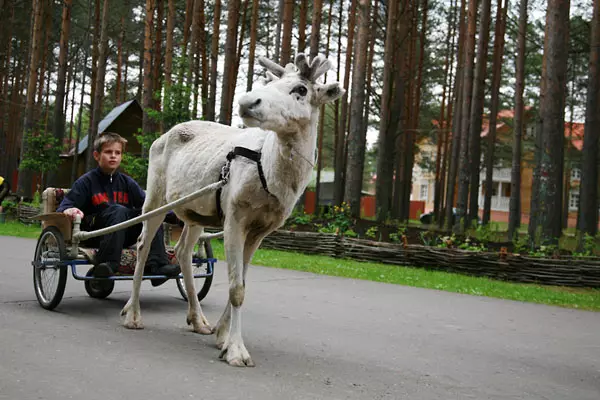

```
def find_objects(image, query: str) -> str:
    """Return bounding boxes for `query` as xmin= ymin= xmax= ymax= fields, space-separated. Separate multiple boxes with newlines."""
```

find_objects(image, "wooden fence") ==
xmin=260 ymin=230 xmax=600 ymax=289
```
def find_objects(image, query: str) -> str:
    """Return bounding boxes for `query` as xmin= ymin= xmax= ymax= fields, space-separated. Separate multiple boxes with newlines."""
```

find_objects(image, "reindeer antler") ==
xmin=295 ymin=53 xmax=331 ymax=82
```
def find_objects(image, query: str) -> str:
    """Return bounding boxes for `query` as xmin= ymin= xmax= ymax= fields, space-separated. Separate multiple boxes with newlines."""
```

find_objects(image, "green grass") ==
xmin=2 ymin=221 xmax=598 ymax=311
xmin=0 ymin=220 xmax=42 ymax=239
xmin=209 ymin=240 xmax=600 ymax=312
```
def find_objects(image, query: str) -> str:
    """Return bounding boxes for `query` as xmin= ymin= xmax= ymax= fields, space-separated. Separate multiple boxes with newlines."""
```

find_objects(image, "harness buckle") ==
xmin=220 ymin=160 xmax=232 ymax=184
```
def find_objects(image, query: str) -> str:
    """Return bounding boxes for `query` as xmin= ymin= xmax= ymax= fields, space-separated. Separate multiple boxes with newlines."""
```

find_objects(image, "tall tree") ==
xmin=444 ymin=0 xmax=467 ymax=229
xmin=164 ymin=0 xmax=175 ymax=90
xmin=483 ymin=0 xmax=508 ymax=224
xmin=537 ymin=0 xmax=570 ymax=244
xmin=207 ymin=0 xmax=221 ymax=121
xmin=280 ymin=0 xmax=294 ymax=64
xmin=17 ymin=0 xmax=44 ymax=197
xmin=466 ymin=0 xmax=491 ymax=224
xmin=508 ymin=0 xmax=528 ymax=239
xmin=219 ymin=0 xmax=241 ymax=125
xmin=48 ymin=0 xmax=73 ymax=187
xmin=344 ymin=0 xmax=371 ymax=217
xmin=375 ymin=0 xmax=399 ymax=222
xmin=455 ymin=0 xmax=478 ymax=232
xmin=87 ymin=0 xmax=110 ymax=170
xmin=246 ymin=0 xmax=259 ymax=92
xmin=141 ymin=0 xmax=156 ymax=138
xmin=578 ymin=0 xmax=600 ymax=236
xmin=298 ymin=0 xmax=308 ymax=52
xmin=309 ymin=0 xmax=323 ymax=59
xmin=333 ymin=0 xmax=358 ymax=206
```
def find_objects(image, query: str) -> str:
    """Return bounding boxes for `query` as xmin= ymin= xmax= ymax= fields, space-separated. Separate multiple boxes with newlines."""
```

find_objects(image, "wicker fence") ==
xmin=260 ymin=230 xmax=600 ymax=288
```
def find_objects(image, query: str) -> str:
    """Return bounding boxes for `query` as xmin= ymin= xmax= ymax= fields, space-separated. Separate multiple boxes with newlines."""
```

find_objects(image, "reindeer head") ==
xmin=238 ymin=53 xmax=345 ymax=134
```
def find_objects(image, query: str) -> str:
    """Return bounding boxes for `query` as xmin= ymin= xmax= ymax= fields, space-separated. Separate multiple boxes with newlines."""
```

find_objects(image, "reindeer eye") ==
xmin=291 ymin=85 xmax=308 ymax=97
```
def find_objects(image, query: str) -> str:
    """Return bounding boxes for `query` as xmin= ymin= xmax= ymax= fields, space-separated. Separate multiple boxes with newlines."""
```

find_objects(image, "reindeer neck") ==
xmin=261 ymin=111 xmax=319 ymax=201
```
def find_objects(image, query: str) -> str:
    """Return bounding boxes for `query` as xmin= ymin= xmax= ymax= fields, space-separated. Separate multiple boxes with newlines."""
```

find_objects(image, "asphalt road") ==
xmin=0 ymin=235 xmax=599 ymax=400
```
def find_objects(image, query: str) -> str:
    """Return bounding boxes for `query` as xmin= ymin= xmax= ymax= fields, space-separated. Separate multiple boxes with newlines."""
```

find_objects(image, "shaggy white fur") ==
xmin=120 ymin=53 xmax=344 ymax=367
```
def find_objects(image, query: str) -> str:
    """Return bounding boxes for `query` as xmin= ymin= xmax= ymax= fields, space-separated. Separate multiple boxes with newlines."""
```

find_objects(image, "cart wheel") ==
xmin=33 ymin=227 xmax=68 ymax=310
xmin=84 ymin=268 xmax=115 ymax=299
xmin=176 ymin=240 xmax=214 ymax=302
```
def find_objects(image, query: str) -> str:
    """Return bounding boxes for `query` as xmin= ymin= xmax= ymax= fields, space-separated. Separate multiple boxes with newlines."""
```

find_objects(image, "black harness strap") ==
xmin=216 ymin=146 xmax=272 ymax=220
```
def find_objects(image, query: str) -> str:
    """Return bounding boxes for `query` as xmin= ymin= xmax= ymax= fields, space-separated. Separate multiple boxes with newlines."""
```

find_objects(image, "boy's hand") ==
xmin=63 ymin=207 xmax=84 ymax=221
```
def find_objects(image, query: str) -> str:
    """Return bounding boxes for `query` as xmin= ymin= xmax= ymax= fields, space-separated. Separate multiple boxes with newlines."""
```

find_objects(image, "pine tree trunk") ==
xmin=141 ymin=0 xmax=156 ymax=139
xmin=333 ymin=0 xmax=358 ymax=206
xmin=298 ymin=0 xmax=308 ymax=52
xmin=508 ymin=0 xmax=526 ymax=238
xmin=309 ymin=0 xmax=323 ymax=59
xmin=219 ymin=0 xmax=241 ymax=125
xmin=344 ymin=0 xmax=371 ymax=218
xmin=315 ymin=0 xmax=335 ymax=214
xmin=280 ymin=0 xmax=294 ymax=65
xmin=246 ymin=0 xmax=259 ymax=92
xmin=87 ymin=0 xmax=110 ymax=170
xmin=578 ymin=0 xmax=600 ymax=236
xmin=233 ymin=0 xmax=250 ymax=98
xmin=163 ymin=0 xmax=175 ymax=91
xmin=483 ymin=0 xmax=507 ymax=225
xmin=274 ymin=0 xmax=284 ymax=62
xmin=207 ymin=0 xmax=221 ymax=121
xmin=48 ymin=0 xmax=73 ymax=187
xmin=17 ymin=0 xmax=44 ymax=197
xmin=199 ymin=0 xmax=208 ymax=120
xmin=466 ymin=0 xmax=491 ymax=224
xmin=116 ymin=8 xmax=125 ymax=103
xmin=189 ymin=0 xmax=202 ymax=118
xmin=434 ymin=0 xmax=456 ymax=223
xmin=89 ymin=0 xmax=101 ymax=126
xmin=36 ymin=1 xmax=52 ymax=120
xmin=537 ymin=0 xmax=570 ymax=244
xmin=455 ymin=0 xmax=477 ymax=232
xmin=153 ymin=0 xmax=163 ymax=118
xmin=375 ymin=0 xmax=399 ymax=222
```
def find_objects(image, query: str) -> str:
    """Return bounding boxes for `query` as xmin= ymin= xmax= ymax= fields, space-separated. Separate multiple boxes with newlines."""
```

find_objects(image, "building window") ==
xmin=571 ymin=168 xmax=581 ymax=180
xmin=420 ymin=184 xmax=428 ymax=201
xmin=569 ymin=189 xmax=580 ymax=210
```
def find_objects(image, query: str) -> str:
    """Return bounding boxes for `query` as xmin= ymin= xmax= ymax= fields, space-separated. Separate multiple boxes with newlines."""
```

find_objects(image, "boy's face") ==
xmin=93 ymin=141 xmax=123 ymax=174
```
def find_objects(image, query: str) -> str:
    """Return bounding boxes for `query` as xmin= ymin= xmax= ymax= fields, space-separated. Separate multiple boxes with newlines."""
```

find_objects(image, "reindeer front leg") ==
xmin=176 ymin=224 xmax=212 ymax=334
xmin=121 ymin=215 xmax=164 ymax=329
xmin=218 ymin=222 xmax=254 ymax=367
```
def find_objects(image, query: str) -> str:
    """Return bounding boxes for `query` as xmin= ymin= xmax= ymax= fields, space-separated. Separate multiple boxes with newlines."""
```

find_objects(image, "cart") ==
xmin=30 ymin=183 xmax=225 ymax=310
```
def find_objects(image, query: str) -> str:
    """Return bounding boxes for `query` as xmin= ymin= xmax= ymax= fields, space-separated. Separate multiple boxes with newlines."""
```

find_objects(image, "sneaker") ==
xmin=94 ymin=262 xmax=118 ymax=278
xmin=148 ymin=264 xmax=181 ymax=287
xmin=148 ymin=263 xmax=181 ymax=277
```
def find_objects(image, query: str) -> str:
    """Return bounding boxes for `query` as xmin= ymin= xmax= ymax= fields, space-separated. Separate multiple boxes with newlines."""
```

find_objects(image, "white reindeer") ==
xmin=120 ymin=53 xmax=344 ymax=367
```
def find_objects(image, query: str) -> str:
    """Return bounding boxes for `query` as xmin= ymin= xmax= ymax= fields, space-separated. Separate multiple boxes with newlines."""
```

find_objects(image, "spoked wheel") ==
xmin=176 ymin=240 xmax=214 ymax=302
xmin=84 ymin=267 xmax=115 ymax=299
xmin=33 ymin=227 xmax=68 ymax=310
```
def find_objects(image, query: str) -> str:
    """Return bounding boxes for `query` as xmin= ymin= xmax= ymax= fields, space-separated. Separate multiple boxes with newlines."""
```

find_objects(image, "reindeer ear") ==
xmin=258 ymin=56 xmax=285 ymax=78
xmin=314 ymin=82 xmax=345 ymax=105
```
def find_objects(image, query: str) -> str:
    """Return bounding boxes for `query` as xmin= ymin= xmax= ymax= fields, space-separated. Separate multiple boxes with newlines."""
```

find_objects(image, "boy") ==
xmin=57 ymin=132 xmax=180 ymax=285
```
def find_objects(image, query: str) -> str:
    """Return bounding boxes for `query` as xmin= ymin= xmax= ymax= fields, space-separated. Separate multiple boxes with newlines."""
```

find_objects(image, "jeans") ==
xmin=82 ymin=204 xmax=169 ymax=267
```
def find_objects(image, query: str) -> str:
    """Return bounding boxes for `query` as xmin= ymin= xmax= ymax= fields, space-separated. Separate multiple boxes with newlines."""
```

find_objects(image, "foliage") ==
xmin=0 ymin=199 xmax=17 ymax=216
xmin=457 ymin=237 xmax=487 ymax=252
xmin=19 ymin=129 xmax=62 ymax=176
xmin=513 ymin=234 xmax=530 ymax=254
xmin=289 ymin=210 xmax=314 ymax=225
xmin=321 ymin=202 xmax=354 ymax=235
xmin=365 ymin=226 xmax=379 ymax=240
xmin=573 ymin=233 xmax=598 ymax=257
xmin=121 ymin=128 xmax=161 ymax=188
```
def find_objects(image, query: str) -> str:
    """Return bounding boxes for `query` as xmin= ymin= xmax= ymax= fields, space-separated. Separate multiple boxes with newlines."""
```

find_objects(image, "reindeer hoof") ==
xmin=187 ymin=316 xmax=212 ymax=334
xmin=219 ymin=342 xmax=254 ymax=367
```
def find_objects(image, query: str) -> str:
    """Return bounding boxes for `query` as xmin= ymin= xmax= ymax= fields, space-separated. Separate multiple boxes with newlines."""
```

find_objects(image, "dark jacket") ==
xmin=57 ymin=167 xmax=145 ymax=216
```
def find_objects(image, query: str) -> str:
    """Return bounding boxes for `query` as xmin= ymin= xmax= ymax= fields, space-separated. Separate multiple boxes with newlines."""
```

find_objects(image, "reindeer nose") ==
xmin=239 ymin=96 xmax=262 ymax=118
